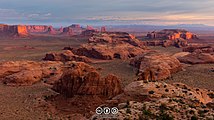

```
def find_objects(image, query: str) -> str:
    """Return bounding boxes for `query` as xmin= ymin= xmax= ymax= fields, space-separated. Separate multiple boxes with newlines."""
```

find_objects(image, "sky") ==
xmin=0 ymin=0 xmax=214 ymax=26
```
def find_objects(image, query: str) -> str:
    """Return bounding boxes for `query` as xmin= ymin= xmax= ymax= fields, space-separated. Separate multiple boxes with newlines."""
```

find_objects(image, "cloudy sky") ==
xmin=0 ymin=0 xmax=214 ymax=26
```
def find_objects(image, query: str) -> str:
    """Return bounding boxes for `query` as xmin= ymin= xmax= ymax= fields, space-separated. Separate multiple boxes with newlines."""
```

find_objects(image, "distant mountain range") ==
xmin=105 ymin=24 xmax=214 ymax=35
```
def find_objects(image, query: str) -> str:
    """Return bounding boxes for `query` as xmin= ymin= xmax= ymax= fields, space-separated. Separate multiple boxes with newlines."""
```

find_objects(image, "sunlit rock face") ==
xmin=0 ymin=24 xmax=28 ymax=37
xmin=130 ymin=51 xmax=182 ymax=81
xmin=147 ymin=29 xmax=198 ymax=40
xmin=26 ymin=25 xmax=49 ymax=33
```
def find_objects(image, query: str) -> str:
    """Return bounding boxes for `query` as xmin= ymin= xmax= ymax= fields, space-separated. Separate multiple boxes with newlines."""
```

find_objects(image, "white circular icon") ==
xmin=111 ymin=107 xmax=119 ymax=114
xmin=103 ymin=107 xmax=111 ymax=114
xmin=96 ymin=107 xmax=103 ymax=115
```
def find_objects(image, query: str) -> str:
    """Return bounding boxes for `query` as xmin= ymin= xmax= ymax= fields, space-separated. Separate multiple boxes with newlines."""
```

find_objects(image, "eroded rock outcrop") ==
xmin=66 ymin=32 xmax=148 ymax=60
xmin=178 ymin=52 xmax=214 ymax=64
xmin=43 ymin=50 xmax=91 ymax=63
xmin=0 ymin=61 xmax=63 ymax=85
xmin=61 ymin=27 xmax=73 ymax=36
xmin=147 ymin=29 xmax=198 ymax=40
xmin=89 ymin=32 xmax=145 ymax=48
xmin=27 ymin=25 xmax=49 ymax=33
xmin=130 ymin=51 xmax=182 ymax=81
xmin=71 ymin=43 xmax=147 ymax=60
xmin=53 ymin=62 xmax=123 ymax=98
xmin=142 ymin=39 xmax=188 ymax=48
xmin=0 ymin=24 xmax=28 ymax=37
xmin=183 ymin=44 xmax=214 ymax=53
xmin=174 ymin=44 xmax=214 ymax=64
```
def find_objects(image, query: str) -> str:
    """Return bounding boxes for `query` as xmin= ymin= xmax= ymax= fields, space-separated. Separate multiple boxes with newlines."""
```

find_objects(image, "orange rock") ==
xmin=147 ymin=29 xmax=197 ymax=40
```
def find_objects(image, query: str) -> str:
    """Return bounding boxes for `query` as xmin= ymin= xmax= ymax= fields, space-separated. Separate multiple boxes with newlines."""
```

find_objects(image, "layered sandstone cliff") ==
xmin=0 ymin=24 xmax=28 ymax=37
xmin=147 ymin=29 xmax=197 ymax=40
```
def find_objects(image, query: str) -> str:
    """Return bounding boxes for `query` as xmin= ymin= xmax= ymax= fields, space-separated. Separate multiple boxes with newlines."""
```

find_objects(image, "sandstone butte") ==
xmin=26 ymin=25 xmax=49 ymax=33
xmin=64 ymin=32 xmax=149 ymax=60
xmin=147 ymin=29 xmax=198 ymax=40
xmin=0 ymin=24 xmax=28 ymax=36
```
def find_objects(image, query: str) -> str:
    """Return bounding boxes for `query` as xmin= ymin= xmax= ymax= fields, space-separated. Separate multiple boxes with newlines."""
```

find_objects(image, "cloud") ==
xmin=0 ymin=0 xmax=214 ymax=25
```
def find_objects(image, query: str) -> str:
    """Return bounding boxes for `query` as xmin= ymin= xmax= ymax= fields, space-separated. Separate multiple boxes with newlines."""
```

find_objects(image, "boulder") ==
xmin=53 ymin=62 xmax=123 ymax=98
xmin=130 ymin=51 xmax=182 ymax=81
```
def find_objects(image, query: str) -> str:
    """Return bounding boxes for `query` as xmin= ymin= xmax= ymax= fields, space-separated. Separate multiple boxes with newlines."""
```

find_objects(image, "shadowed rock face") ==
xmin=43 ymin=50 xmax=91 ymax=63
xmin=0 ymin=24 xmax=28 ymax=36
xmin=147 ymin=29 xmax=198 ymax=40
xmin=53 ymin=62 xmax=123 ymax=98
xmin=61 ymin=27 xmax=73 ymax=36
xmin=130 ymin=51 xmax=182 ymax=81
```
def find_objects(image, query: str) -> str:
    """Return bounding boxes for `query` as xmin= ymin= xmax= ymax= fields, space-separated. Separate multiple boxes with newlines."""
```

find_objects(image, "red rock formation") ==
xmin=43 ymin=50 xmax=91 ymax=63
xmin=130 ymin=51 xmax=182 ymax=81
xmin=174 ymin=44 xmax=214 ymax=64
xmin=47 ymin=26 xmax=56 ymax=34
xmin=0 ymin=24 xmax=28 ymax=36
xmin=142 ymin=39 xmax=188 ymax=48
xmin=72 ymin=43 xmax=147 ymax=60
xmin=70 ymin=24 xmax=81 ymax=28
xmin=86 ymin=25 xmax=94 ymax=30
xmin=177 ymin=52 xmax=214 ymax=64
xmin=183 ymin=44 xmax=214 ymax=53
xmin=101 ymin=26 xmax=106 ymax=32
xmin=0 ymin=61 xmax=63 ymax=85
xmin=26 ymin=25 xmax=49 ymax=33
xmin=61 ymin=27 xmax=73 ymax=36
xmin=147 ymin=29 xmax=197 ymax=40
xmin=53 ymin=62 xmax=123 ymax=98
xmin=81 ymin=30 xmax=97 ymax=36
xmin=88 ymin=32 xmax=145 ymax=48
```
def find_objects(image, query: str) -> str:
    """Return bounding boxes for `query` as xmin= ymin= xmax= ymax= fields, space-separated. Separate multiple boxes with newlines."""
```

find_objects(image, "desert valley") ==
xmin=0 ymin=23 xmax=213 ymax=120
